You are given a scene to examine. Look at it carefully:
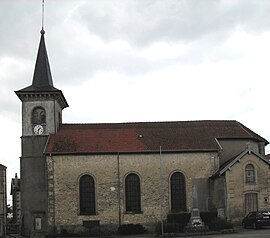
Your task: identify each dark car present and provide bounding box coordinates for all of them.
[242,211,270,229]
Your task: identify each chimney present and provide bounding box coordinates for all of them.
[258,142,265,156]
[14,173,19,190]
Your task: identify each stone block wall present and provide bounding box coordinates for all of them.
[47,152,216,232]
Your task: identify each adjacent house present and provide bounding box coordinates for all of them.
[10,173,21,224]
[0,164,7,238]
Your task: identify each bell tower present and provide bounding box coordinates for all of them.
[15,28,68,236]
[16,28,68,137]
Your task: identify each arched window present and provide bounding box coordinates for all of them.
[170,172,186,212]
[32,107,46,125]
[245,164,255,183]
[79,175,96,215]
[125,173,141,212]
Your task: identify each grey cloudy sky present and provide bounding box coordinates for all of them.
[1,0,270,203]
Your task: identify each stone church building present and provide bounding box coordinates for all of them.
[15,29,270,237]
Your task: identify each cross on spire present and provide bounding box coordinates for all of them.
[41,0,45,34]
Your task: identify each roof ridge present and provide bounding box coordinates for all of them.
[61,120,238,126]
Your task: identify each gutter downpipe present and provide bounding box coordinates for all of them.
[159,146,164,235]
[224,174,228,220]
[117,153,121,226]
[3,168,7,237]
[214,138,223,169]
[50,152,56,231]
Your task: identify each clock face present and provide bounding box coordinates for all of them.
[33,125,44,135]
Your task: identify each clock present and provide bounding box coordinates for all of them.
[33,125,44,135]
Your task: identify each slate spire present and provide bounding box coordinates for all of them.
[30,0,54,90]
[15,29,69,109]
[31,29,54,90]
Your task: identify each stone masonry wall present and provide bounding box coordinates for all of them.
[47,152,217,231]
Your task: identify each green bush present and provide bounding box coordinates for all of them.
[118,224,147,235]
[167,212,190,229]
[90,226,114,236]
[207,217,233,231]
[200,211,218,224]
[155,221,182,234]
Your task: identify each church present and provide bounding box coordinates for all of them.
[15,28,270,237]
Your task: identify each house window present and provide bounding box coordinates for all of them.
[245,193,258,214]
[32,107,46,125]
[245,164,255,183]
[125,173,141,212]
[170,172,186,212]
[79,175,96,215]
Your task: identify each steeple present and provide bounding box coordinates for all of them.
[31,29,54,90]
[15,0,68,109]
[15,29,68,109]
[16,30,60,93]
[29,0,55,91]
[15,2,68,236]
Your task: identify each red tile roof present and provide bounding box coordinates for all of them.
[44,120,268,155]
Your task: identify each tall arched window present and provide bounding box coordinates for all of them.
[245,164,255,183]
[170,172,186,212]
[125,173,141,212]
[32,107,46,125]
[79,175,96,215]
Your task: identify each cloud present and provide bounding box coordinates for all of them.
[72,0,270,47]
[0,1,40,58]
[1,0,270,197]
[0,57,33,118]
[34,0,270,86]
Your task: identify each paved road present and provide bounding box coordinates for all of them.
[6,228,270,238]
[185,228,270,238]
[106,228,270,238]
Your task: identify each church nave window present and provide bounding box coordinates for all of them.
[170,172,186,212]
[79,175,96,215]
[125,173,141,213]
